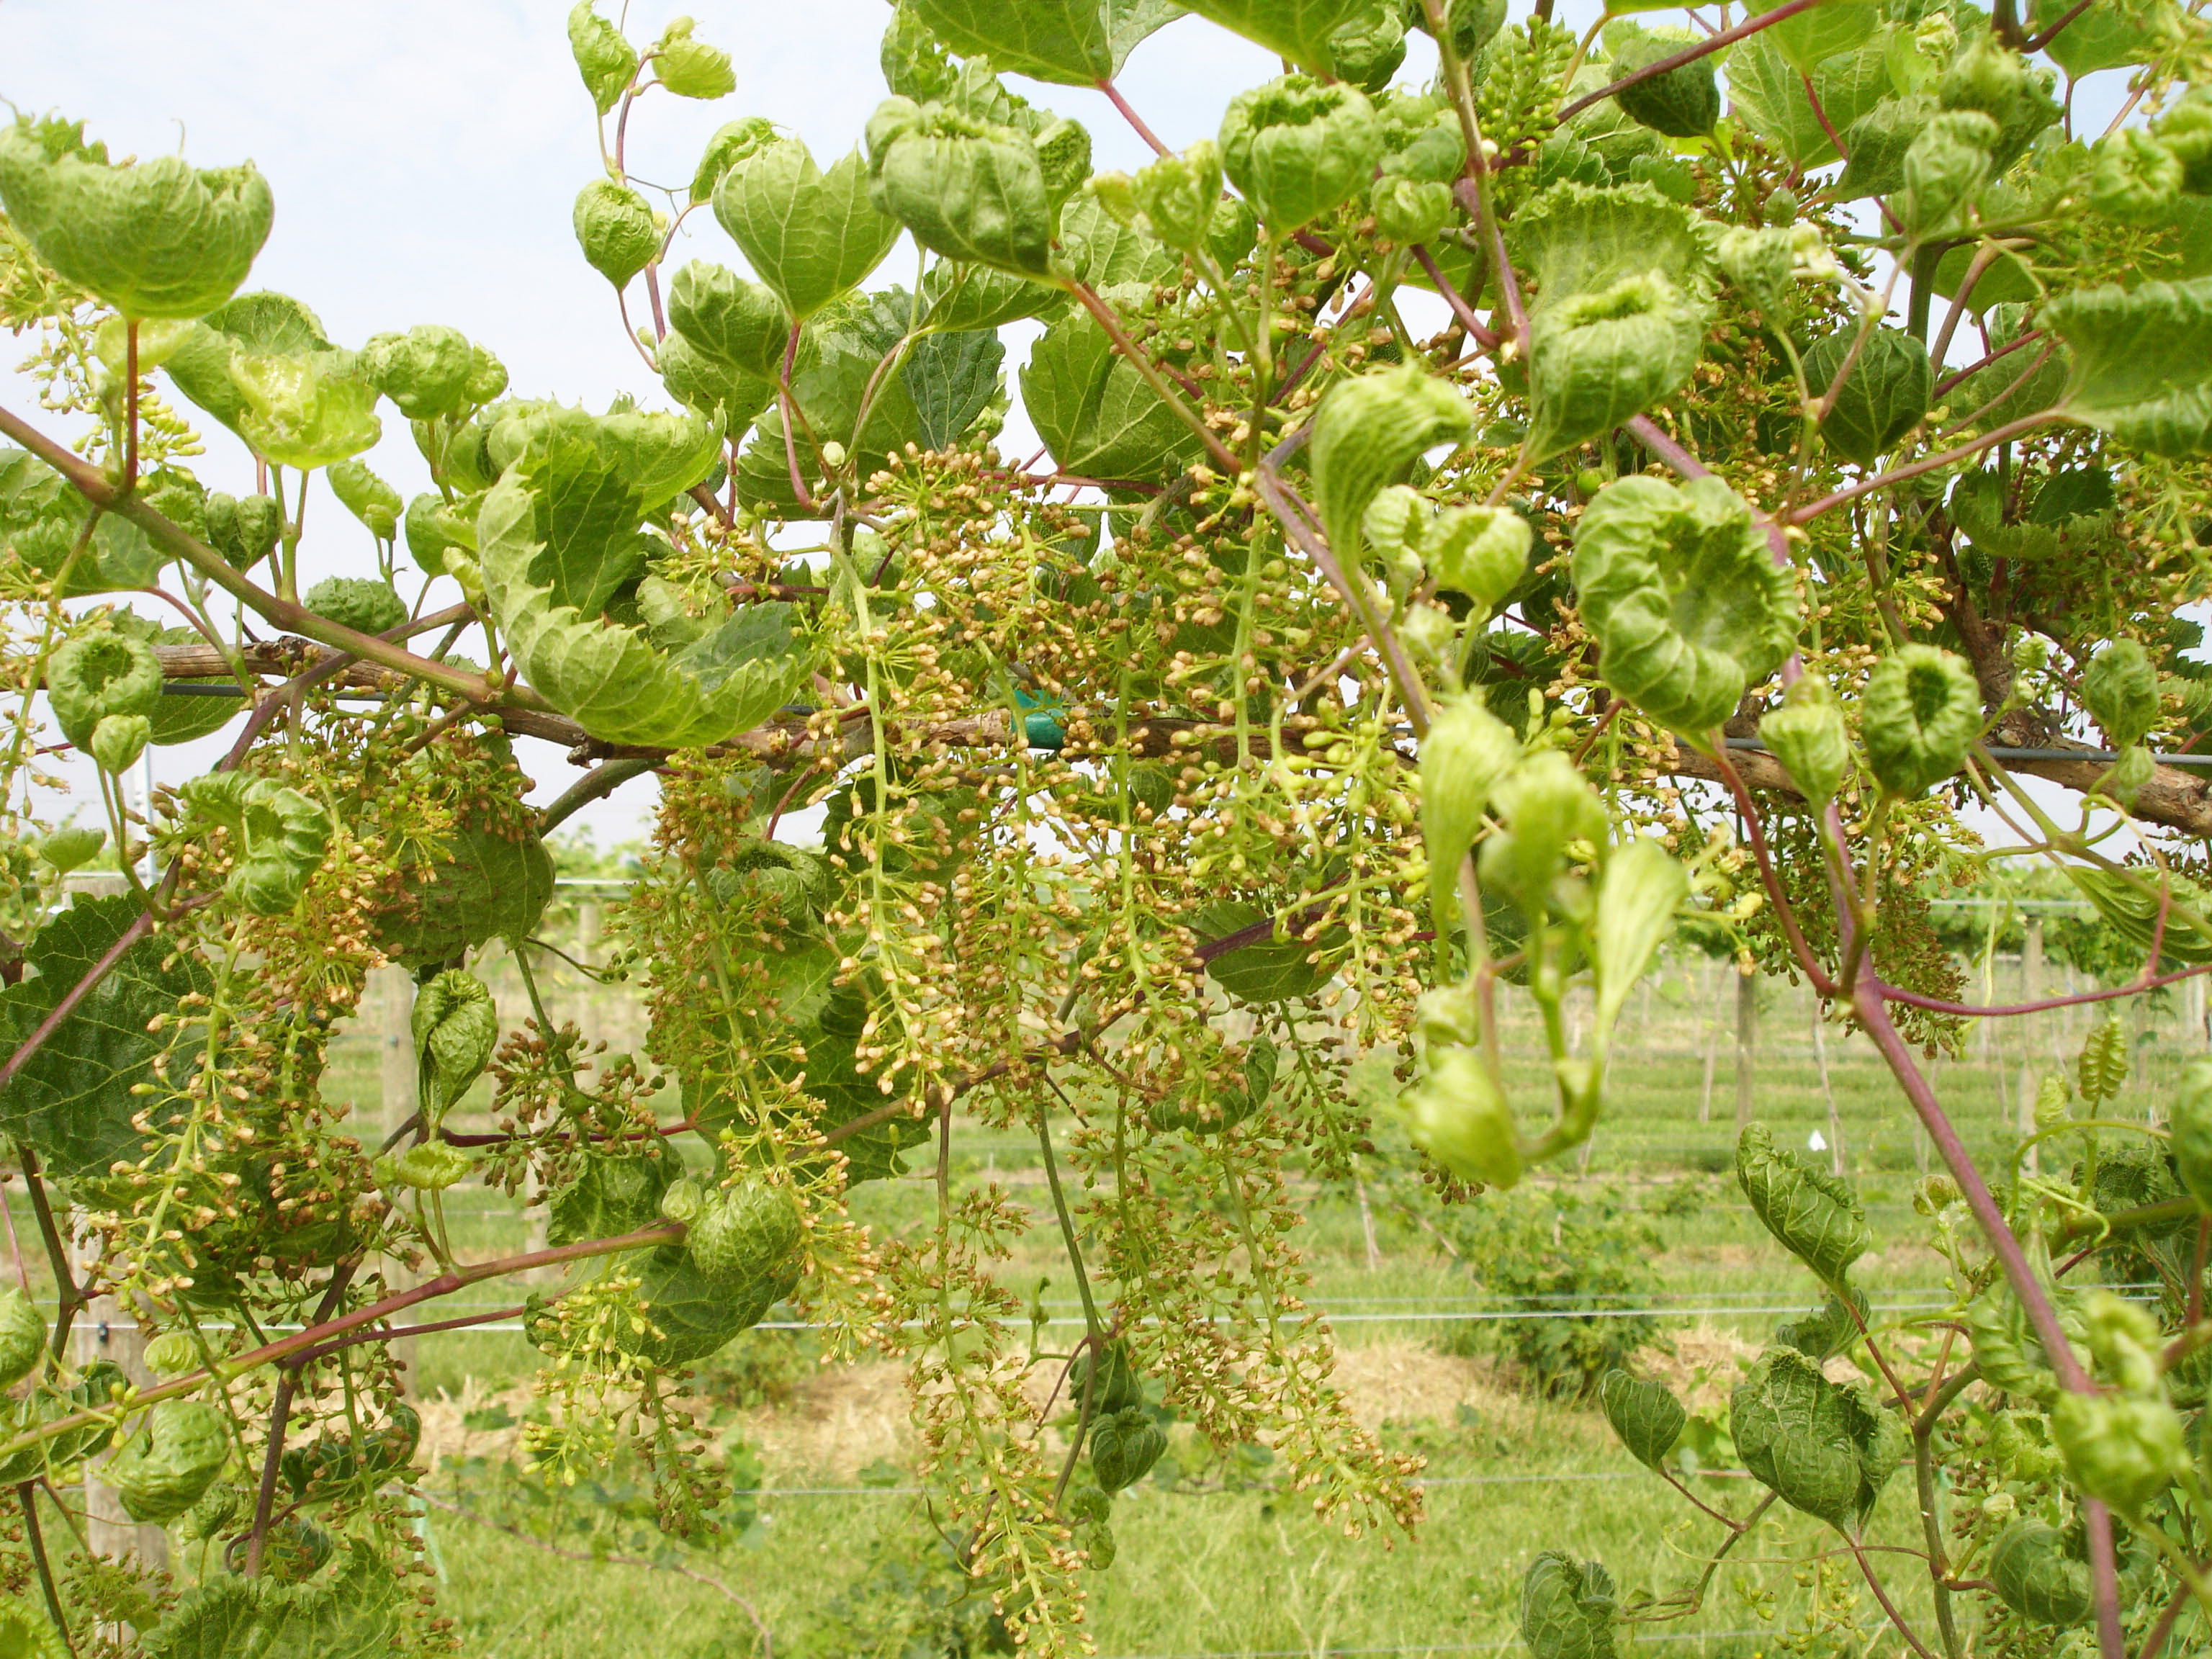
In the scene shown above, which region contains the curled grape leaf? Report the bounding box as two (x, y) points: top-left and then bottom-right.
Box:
(1730, 1346), (1903, 1532)
(163, 292), (382, 469)
(2045, 274), (2212, 457)
(0, 116), (272, 319)
(2063, 868), (2212, 965)
(1308, 363), (1473, 561)
(478, 431), (817, 747)
(1735, 1122), (1870, 1289)
(1598, 1370), (1684, 1470)
(1990, 1521), (2094, 1627)
(866, 99), (1066, 278)
(712, 139), (902, 320)
(1774, 1289), (1871, 1362)
(1518, 1552), (1617, 1659)
(1218, 75), (1383, 231)
(1860, 644), (1980, 797)
(1570, 476), (1798, 739)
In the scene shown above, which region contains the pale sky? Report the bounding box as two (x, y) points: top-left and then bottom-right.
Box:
(0, 2), (2149, 855)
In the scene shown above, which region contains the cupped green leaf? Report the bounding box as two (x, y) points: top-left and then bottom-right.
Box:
(2051, 1389), (2188, 1513)
(567, 1), (639, 115)
(1510, 182), (1712, 307)
(2083, 638), (2160, 748)
(1990, 1521), (2094, 1627)
(1730, 1346), (1903, 1532)
(1937, 30), (2059, 171)
(1774, 1289), (1871, 1362)
(1860, 644), (1981, 796)
(713, 139), (902, 319)
(666, 261), (790, 381)
(1570, 476), (1798, 739)
(2045, 274), (2212, 457)
(1601, 22), (1718, 138)
(865, 99), (1058, 276)
(1759, 677), (1850, 805)
(478, 444), (817, 748)
(2064, 868), (2212, 965)
(1218, 75), (1383, 232)
(1592, 840), (1686, 1031)
(1420, 694), (1522, 935)
(46, 628), (162, 750)
(486, 401), (722, 505)
(1598, 1370), (1684, 1470)
(921, 260), (1069, 331)
(1736, 1121), (1871, 1289)
(360, 324), (481, 421)
(572, 179), (659, 289)
(1526, 273), (1708, 459)
(651, 17), (736, 99)
(1805, 325), (1932, 469)
(0, 117), (272, 319)
(163, 292), (382, 469)
(412, 969), (498, 1123)
(325, 458), (402, 541)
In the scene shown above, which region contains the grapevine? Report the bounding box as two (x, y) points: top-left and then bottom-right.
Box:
(0, 1), (2208, 1654)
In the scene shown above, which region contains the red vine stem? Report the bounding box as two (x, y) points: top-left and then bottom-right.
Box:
(1555, 0), (1835, 124)
(1411, 244), (1498, 350)
(1787, 410), (2063, 522)
(0, 405), (520, 710)
(0, 1223), (686, 1467)
(0, 912), (151, 1097)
